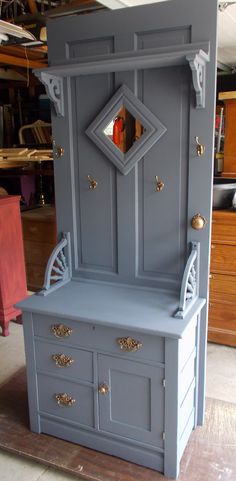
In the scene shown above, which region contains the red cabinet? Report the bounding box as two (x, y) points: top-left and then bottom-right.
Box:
(0, 196), (27, 336)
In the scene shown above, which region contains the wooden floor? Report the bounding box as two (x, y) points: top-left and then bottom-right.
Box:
(0, 367), (236, 481)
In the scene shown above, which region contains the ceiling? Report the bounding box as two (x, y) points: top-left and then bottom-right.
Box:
(0, 0), (236, 74)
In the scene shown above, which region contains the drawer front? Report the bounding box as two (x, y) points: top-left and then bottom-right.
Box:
(208, 300), (236, 331)
(211, 216), (236, 243)
(25, 264), (46, 289)
(22, 220), (55, 243)
(209, 273), (236, 300)
(35, 339), (94, 382)
(33, 314), (164, 363)
(211, 243), (236, 273)
(37, 373), (94, 427)
(24, 241), (54, 266)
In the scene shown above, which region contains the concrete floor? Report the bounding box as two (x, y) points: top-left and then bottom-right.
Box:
(0, 321), (235, 481)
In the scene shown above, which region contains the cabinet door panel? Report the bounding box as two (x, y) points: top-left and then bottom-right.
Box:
(98, 354), (164, 447)
(137, 66), (189, 282)
(74, 72), (118, 274)
(211, 243), (236, 273)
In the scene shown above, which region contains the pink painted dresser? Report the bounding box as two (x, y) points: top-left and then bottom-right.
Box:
(0, 196), (27, 336)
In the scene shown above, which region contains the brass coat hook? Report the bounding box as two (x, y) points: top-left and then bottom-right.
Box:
(53, 140), (65, 158)
(155, 176), (165, 192)
(87, 175), (98, 190)
(195, 136), (205, 157)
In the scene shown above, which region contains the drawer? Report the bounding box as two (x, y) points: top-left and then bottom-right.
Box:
(37, 373), (94, 428)
(211, 243), (236, 273)
(25, 264), (46, 289)
(211, 214), (236, 243)
(35, 339), (93, 382)
(208, 299), (236, 331)
(209, 273), (236, 301)
(22, 220), (55, 243)
(24, 241), (54, 266)
(32, 313), (164, 364)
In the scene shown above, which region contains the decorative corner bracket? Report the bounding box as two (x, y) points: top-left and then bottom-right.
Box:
(35, 71), (64, 117)
(174, 241), (200, 319)
(37, 232), (72, 296)
(186, 50), (209, 109)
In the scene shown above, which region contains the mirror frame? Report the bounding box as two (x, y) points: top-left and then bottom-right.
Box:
(86, 84), (167, 175)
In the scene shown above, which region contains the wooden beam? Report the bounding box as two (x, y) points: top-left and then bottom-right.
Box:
(0, 53), (47, 69)
(0, 45), (47, 60)
(27, 0), (38, 14)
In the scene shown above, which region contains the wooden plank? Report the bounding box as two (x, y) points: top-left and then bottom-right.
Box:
(218, 91), (236, 100)
(0, 52), (47, 69)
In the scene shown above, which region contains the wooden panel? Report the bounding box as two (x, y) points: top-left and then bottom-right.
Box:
(137, 66), (188, 281)
(210, 243), (236, 273)
(208, 299), (236, 347)
(37, 373), (94, 427)
(211, 210), (236, 243)
(74, 70), (118, 274)
(21, 207), (56, 291)
(0, 196), (27, 335)
(98, 354), (164, 447)
(209, 273), (236, 301)
(35, 339), (94, 382)
(222, 99), (236, 174)
(32, 313), (165, 364)
(25, 264), (46, 291)
(22, 219), (56, 243)
(24, 240), (54, 265)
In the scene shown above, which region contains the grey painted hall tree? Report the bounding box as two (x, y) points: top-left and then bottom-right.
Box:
(18, 0), (218, 478)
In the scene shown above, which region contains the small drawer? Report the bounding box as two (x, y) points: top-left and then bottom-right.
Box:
(37, 373), (94, 428)
(209, 273), (236, 300)
(32, 314), (164, 364)
(22, 220), (55, 243)
(35, 339), (93, 382)
(24, 241), (54, 266)
(210, 243), (236, 273)
(25, 264), (46, 289)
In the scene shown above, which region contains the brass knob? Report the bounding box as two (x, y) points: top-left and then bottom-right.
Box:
(98, 383), (109, 395)
(88, 175), (98, 190)
(191, 213), (207, 230)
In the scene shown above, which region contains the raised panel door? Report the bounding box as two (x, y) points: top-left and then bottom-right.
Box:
(98, 354), (164, 447)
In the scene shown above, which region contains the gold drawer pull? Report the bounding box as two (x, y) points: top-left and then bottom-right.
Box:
(117, 336), (143, 352)
(98, 383), (110, 395)
(55, 393), (76, 407)
(52, 353), (74, 368)
(50, 324), (73, 338)
(209, 274), (214, 279)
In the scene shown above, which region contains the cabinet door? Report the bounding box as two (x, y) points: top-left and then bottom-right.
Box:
(98, 354), (164, 447)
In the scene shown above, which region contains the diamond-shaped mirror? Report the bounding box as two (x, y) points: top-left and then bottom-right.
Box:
(86, 85), (167, 175)
(103, 107), (145, 154)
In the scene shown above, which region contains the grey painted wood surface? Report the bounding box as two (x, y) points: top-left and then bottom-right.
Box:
(17, 280), (205, 339)
(20, 0), (218, 478)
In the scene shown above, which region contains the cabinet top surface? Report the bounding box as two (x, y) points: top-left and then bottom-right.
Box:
(21, 206), (56, 221)
(18, 280), (205, 338)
